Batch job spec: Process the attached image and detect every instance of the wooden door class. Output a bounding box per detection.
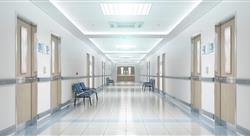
[215,18,236,124]
[51,35,61,109]
[157,56,160,90]
[162,53,165,92]
[191,34,202,109]
[148,61,150,81]
[92,56,95,88]
[16,18,37,124]
[86,53,90,87]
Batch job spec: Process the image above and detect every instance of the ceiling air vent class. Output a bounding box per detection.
[109,22,144,28]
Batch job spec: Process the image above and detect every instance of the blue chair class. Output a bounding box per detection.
[106,77,114,85]
[79,82,98,101]
[142,79,155,91]
[72,83,91,105]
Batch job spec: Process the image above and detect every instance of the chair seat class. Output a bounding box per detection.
[142,79,155,92]
[72,82,99,106]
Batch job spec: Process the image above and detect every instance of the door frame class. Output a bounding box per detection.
[191,34,202,110]
[50,34,61,110]
[157,56,160,90]
[15,17,37,125]
[92,56,95,88]
[162,53,165,92]
[148,61,151,81]
[86,53,90,87]
[102,61,104,87]
[214,16,237,124]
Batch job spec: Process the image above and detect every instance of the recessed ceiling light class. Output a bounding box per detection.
[116,45,136,50]
[100,3,151,16]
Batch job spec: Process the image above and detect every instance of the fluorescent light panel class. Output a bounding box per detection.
[100,3,151,16]
[116,44,136,50]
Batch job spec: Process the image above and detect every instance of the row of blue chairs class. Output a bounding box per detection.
[72,82,98,106]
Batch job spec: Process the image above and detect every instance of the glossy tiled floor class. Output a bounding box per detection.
[16,82,239,135]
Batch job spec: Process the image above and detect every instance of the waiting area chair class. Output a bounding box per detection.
[142,79,155,91]
[106,77,114,85]
[72,82,98,106]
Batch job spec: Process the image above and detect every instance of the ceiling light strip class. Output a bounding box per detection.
[100,3,151,16]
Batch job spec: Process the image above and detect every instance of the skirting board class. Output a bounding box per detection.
[154,87,250,135]
[0,125,16,136]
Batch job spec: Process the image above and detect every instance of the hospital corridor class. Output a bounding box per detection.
[0,0,250,135]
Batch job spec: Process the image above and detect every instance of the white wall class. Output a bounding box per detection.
[0,1,111,131]
[140,1,250,130]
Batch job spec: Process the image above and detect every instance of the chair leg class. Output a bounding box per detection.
[83,97,85,105]
[95,93,98,101]
[74,98,76,106]
[89,96,92,105]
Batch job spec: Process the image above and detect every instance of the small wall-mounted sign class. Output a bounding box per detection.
[202,45,206,55]
[202,42,214,55]
[207,42,214,54]
[37,42,44,53]
[37,42,50,55]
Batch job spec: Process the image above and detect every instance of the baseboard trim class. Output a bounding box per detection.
[15,119,33,132]
[157,88,191,107]
[200,109,215,120]
[0,125,16,136]
[60,99,74,110]
[37,109,52,120]
[237,125,250,135]
[154,87,250,135]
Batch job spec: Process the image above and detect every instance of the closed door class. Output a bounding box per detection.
[148,61,150,81]
[51,35,61,109]
[162,53,165,92]
[157,56,160,90]
[103,62,106,86]
[87,53,90,87]
[191,35,201,109]
[16,18,37,124]
[102,62,104,86]
[215,18,236,124]
[92,56,95,88]
[159,62,163,91]
[146,62,149,81]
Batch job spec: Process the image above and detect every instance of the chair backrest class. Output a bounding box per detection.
[150,79,155,87]
[79,82,86,89]
[72,83,82,94]
[72,84,77,92]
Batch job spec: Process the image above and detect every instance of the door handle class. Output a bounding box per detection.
[191,76,200,81]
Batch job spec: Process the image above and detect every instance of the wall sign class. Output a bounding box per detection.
[37,42,50,55]
[207,42,214,54]
[202,42,214,55]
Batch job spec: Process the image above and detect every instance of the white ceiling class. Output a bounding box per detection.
[50,0,201,35]
[90,38,162,52]
[47,0,203,64]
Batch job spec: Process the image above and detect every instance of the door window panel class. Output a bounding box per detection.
[21,26,28,74]
[51,40,55,74]
[128,67,131,75]
[196,40,201,74]
[121,67,124,75]
[224,26,232,74]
